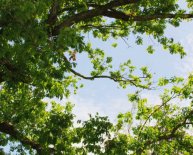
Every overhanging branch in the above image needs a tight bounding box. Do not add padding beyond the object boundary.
[52,0,138,35]
[63,56,147,88]
[0,122,53,154]
[51,0,193,36]
[103,10,193,21]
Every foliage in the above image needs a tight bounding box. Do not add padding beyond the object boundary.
[0,0,193,154]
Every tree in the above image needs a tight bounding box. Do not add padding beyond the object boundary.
[0,0,193,154]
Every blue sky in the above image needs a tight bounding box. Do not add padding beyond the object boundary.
[2,2,193,154]
[69,20,193,122]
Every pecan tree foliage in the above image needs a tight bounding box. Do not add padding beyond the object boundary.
[0,0,193,154]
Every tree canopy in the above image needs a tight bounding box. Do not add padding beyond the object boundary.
[0,0,193,154]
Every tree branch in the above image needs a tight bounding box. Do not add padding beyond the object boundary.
[139,109,193,152]
[169,110,193,136]
[80,24,123,29]
[46,1,60,26]
[0,122,45,154]
[103,10,193,21]
[51,0,193,36]
[52,0,138,35]
[139,93,179,134]
[62,56,147,88]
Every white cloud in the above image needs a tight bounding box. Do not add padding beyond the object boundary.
[43,96,107,121]
[41,89,161,122]
[72,96,105,121]
[72,95,133,122]
[178,53,193,76]
[175,34,193,77]
[141,92,161,106]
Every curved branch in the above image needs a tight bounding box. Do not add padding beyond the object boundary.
[139,109,193,152]
[0,122,54,154]
[139,93,179,134]
[69,67,137,84]
[52,0,138,35]
[63,56,146,87]
[51,0,193,36]
[170,110,193,136]
[156,110,193,141]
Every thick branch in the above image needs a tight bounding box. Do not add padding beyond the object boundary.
[52,0,138,35]
[51,0,193,36]
[0,122,43,153]
[47,1,60,26]
[103,10,193,21]
[80,24,123,29]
